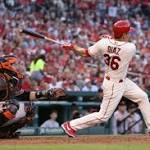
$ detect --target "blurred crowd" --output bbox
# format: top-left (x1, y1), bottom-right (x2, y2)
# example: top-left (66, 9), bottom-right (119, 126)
top-left (0, 0), bottom-right (149, 92)
top-left (112, 101), bottom-right (143, 134)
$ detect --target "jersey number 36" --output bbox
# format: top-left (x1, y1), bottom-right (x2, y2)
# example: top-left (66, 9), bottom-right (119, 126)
top-left (104, 54), bottom-right (121, 70)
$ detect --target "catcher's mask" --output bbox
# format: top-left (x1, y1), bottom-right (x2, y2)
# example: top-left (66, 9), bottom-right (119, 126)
top-left (0, 55), bottom-right (23, 100)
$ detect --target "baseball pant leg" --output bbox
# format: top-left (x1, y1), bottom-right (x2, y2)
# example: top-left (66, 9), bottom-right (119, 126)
top-left (123, 78), bottom-right (150, 131)
top-left (70, 79), bottom-right (125, 130)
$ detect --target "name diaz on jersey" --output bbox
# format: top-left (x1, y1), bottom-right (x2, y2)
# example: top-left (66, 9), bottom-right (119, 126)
top-left (107, 46), bottom-right (121, 56)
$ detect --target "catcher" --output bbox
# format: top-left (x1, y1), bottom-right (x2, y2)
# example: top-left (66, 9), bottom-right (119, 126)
top-left (0, 55), bottom-right (66, 138)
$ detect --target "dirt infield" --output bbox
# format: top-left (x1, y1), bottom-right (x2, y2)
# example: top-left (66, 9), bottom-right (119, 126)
top-left (0, 135), bottom-right (150, 145)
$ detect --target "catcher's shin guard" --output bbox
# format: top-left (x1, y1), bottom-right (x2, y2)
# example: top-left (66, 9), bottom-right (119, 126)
top-left (0, 112), bottom-right (9, 126)
top-left (0, 102), bottom-right (36, 138)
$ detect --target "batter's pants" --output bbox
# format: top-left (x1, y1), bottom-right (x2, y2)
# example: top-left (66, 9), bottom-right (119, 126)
top-left (70, 78), bottom-right (150, 131)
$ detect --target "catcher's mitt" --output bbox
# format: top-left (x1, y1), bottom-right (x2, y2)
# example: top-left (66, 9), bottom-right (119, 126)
top-left (47, 88), bottom-right (67, 100)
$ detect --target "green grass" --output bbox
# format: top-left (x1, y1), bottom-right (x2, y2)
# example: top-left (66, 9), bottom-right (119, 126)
top-left (0, 144), bottom-right (150, 150)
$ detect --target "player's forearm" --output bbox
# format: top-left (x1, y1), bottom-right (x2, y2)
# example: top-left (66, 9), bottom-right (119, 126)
top-left (29, 91), bottom-right (39, 101)
top-left (73, 45), bottom-right (91, 57)
top-left (72, 45), bottom-right (86, 56)
top-left (30, 91), bottom-right (49, 101)
top-left (16, 89), bottom-right (66, 101)
top-left (63, 44), bottom-right (90, 57)
top-left (16, 91), bottom-right (48, 101)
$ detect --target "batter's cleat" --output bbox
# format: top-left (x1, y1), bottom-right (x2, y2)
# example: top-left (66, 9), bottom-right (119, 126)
top-left (61, 122), bottom-right (76, 138)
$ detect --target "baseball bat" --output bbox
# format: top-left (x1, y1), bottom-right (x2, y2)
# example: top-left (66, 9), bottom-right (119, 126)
top-left (20, 29), bottom-right (63, 45)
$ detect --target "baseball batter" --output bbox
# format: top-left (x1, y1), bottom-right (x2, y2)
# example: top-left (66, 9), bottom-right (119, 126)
top-left (61, 20), bottom-right (150, 137)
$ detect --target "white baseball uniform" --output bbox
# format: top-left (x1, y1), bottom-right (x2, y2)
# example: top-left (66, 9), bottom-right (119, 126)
top-left (70, 38), bottom-right (150, 131)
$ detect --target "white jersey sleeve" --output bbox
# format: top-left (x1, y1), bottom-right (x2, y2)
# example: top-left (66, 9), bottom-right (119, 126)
top-left (129, 43), bottom-right (136, 57)
top-left (88, 39), bottom-right (104, 57)
top-left (121, 42), bottom-right (136, 65)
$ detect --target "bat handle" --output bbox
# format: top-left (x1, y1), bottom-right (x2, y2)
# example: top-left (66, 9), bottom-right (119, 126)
top-left (44, 37), bottom-right (64, 45)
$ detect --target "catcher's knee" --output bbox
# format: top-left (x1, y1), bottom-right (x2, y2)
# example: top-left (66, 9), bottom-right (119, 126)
top-left (9, 103), bottom-right (36, 131)
top-left (0, 100), bottom-right (19, 125)
top-left (5, 100), bottom-right (19, 119)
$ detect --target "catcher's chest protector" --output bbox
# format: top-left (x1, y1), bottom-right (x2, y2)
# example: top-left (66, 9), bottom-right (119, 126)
top-left (0, 74), bottom-right (10, 102)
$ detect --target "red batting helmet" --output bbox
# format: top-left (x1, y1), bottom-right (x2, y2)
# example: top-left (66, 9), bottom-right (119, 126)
top-left (113, 20), bottom-right (131, 38)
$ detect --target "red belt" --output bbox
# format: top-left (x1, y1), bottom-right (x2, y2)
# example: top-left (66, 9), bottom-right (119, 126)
top-left (106, 76), bottom-right (123, 83)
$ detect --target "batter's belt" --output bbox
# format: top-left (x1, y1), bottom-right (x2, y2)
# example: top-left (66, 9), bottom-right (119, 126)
top-left (105, 75), bottom-right (123, 83)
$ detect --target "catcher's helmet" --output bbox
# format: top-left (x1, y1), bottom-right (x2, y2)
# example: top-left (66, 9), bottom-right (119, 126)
top-left (113, 20), bottom-right (131, 38)
top-left (0, 55), bottom-right (23, 79)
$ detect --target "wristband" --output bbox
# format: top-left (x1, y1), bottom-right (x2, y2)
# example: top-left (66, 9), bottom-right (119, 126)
top-left (35, 91), bottom-right (45, 99)
top-left (47, 89), bottom-right (53, 98)
top-left (84, 49), bottom-right (91, 57)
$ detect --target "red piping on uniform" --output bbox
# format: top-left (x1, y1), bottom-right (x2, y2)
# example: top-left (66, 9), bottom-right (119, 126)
top-left (101, 84), bottom-right (114, 119)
